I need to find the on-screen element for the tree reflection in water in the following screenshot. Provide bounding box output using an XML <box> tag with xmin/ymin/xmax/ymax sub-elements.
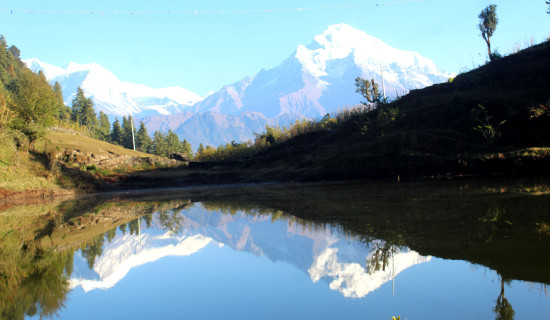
<box><xmin>158</xmin><ymin>208</ymin><xmax>185</xmax><ymax>236</ymax></box>
<box><xmin>495</xmin><ymin>277</ymin><xmax>515</xmax><ymax>320</ymax></box>
<box><xmin>1</xmin><ymin>178</ymin><xmax>549</xmax><ymax>319</ymax></box>
<box><xmin>0</xmin><ymin>237</ymin><xmax>72</xmax><ymax>319</ymax></box>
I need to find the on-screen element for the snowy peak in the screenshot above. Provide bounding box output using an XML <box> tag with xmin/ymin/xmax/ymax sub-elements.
<box><xmin>25</xmin><ymin>58</ymin><xmax>67</xmax><ymax>79</ymax></box>
<box><xmin>297</xmin><ymin>23</ymin><xmax>451</xmax><ymax>88</ymax></box>
<box><xmin>192</xmin><ymin>23</ymin><xmax>453</xmax><ymax>122</ymax></box>
<box><xmin>24</xmin><ymin>59</ymin><xmax>203</xmax><ymax>117</ymax></box>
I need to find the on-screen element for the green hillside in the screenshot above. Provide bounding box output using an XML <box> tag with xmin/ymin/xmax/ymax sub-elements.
<box><xmin>181</xmin><ymin>41</ymin><xmax>550</xmax><ymax>184</ymax></box>
<box><xmin>0</xmin><ymin>35</ymin><xmax>182</xmax><ymax>198</ymax></box>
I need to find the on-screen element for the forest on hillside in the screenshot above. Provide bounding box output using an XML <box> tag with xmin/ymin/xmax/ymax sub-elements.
<box><xmin>0</xmin><ymin>35</ymin><xmax>196</xmax><ymax>163</ymax></box>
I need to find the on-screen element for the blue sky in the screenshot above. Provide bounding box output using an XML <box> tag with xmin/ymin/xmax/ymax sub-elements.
<box><xmin>1</xmin><ymin>0</ymin><xmax>549</xmax><ymax>96</ymax></box>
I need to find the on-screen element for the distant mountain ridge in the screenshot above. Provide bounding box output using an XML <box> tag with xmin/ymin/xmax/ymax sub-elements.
<box><xmin>190</xmin><ymin>23</ymin><xmax>453</xmax><ymax>119</ymax></box>
<box><xmin>26</xmin><ymin>23</ymin><xmax>453</xmax><ymax>147</ymax></box>
<box><xmin>24</xmin><ymin>58</ymin><xmax>203</xmax><ymax>118</ymax></box>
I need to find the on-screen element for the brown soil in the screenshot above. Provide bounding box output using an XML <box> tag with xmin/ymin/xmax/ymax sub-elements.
<box><xmin>0</xmin><ymin>187</ymin><xmax>75</xmax><ymax>210</ymax></box>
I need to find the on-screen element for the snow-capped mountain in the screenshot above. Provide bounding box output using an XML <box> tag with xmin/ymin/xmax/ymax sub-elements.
<box><xmin>25</xmin><ymin>58</ymin><xmax>202</xmax><ymax>118</ymax></box>
<box><xmin>141</xmin><ymin>24</ymin><xmax>452</xmax><ymax>147</ymax></box>
<box><xmin>190</xmin><ymin>23</ymin><xmax>453</xmax><ymax>119</ymax></box>
<box><xmin>70</xmin><ymin>204</ymin><xmax>431</xmax><ymax>298</ymax></box>
<box><xmin>26</xmin><ymin>23</ymin><xmax>452</xmax><ymax>147</ymax></box>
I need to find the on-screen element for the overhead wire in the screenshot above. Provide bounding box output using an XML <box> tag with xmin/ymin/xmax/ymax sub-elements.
<box><xmin>0</xmin><ymin>1</ymin><xmax>422</xmax><ymax>16</ymax></box>
<box><xmin>394</xmin><ymin>1</ymin><xmax>488</xmax><ymax>48</ymax></box>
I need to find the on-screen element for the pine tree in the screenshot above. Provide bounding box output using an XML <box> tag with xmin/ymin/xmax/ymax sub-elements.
<box><xmin>110</xmin><ymin>118</ymin><xmax>122</xmax><ymax>145</ymax></box>
<box><xmin>0</xmin><ymin>36</ymin><xmax>7</xmax><ymax>86</ymax></box>
<box><xmin>121</xmin><ymin>116</ymin><xmax>136</xmax><ymax>149</ymax></box>
<box><xmin>135</xmin><ymin>121</ymin><xmax>152</xmax><ymax>153</ymax></box>
<box><xmin>182</xmin><ymin>139</ymin><xmax>193</xmax><ymax>159</ymax></box>
<box><xmin>71</xmin><ymin>87</ymin><xmax>96</xmax><ymax>128</ymax></box>
<box><xmin>197</xmin><ymin>143</ymin><xmax>204</xmax><ymax>158</ymax></box>
<box><xmin>151</xmin><ymin>131</ymin><xmax>168</xmax><ymax>156</ymax></box>
<box><xmin>166</xmin><ymin>130</ymin><xmax>181</xmax><ymax>156</ymax></box>
<box><xmin>53</xmin><ymin>81</ymin><xmax>70</xmax><ymax>120</ymax></box>
<box><xmin>96</xmin><ymin>111</ymin><xmax>111</xmax><ymax>142</ymax></box>
<box><xmin>7</xmin><ymin>45</ymin><xmax>20</xmax><ymax>60</ymax></box>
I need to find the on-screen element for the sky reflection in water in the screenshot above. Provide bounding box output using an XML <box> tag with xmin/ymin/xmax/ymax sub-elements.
<box><xmin>34</xmin><ymin>202</ymin><xmax>549</xmax><ymax>320</ymax></box>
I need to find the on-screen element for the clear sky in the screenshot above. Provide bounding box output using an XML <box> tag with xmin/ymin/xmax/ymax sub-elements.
<box><xmin>1</xmin><ymin>0</ymin><xmax>549</xmax><ymax>96</ymax></box>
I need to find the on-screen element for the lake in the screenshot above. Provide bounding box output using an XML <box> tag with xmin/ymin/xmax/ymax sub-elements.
<box><xmin>1</xmin><ymin>179</ymin><xmax>549</xmax><ymax>319</ymax></box>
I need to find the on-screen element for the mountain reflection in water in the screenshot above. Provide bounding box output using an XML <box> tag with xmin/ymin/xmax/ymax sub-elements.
<box><xmin>69</xmin><ymin>205</ymin><xmax>430</xmax><ymax>298</ymax></box>
<box><xmin>2</xmin><ymin>180</ymin><xmax>549</xmax><ymax>319</ymax></box>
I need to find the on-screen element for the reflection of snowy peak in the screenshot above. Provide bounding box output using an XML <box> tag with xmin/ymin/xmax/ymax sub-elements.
<box><xmin>309</xmin><ymin>247</ymin><xmax>430</xmax><ymax>298</ymax></box>
<box><xmin>24</xmin><ymin>58</ymin><xmax>203</xmax><ymax>118</ymax></box>
<box><xmin>71</xmin><ymin>204</ymin><xmax>431</xmax><ymax>298</ymax></box>
<box><xmin>70</xmin><ymin>231</ymin><xmax>212</xmax><ymax>292</ymax></box>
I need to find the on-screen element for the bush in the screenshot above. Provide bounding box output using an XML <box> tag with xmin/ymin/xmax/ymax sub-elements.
<box><xmin>0</xmin><ymin>128</ymin><xmax>28</xmax><ymax>165</ymax></box>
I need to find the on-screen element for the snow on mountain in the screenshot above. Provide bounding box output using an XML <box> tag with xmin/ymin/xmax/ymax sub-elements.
<box><xmin>191</xmin><ymin>23</ymin><xmax>453</xmax><ymax>119</ymax></box>
<box><xmin>26</xmin><ymin>24</ymin><xmax>452</xmax><ymax>148</ymax></box>
<box><xmin>24</xmin><ymin>58</ymin><xmax>202</xmax><ymax>118</ymax></box>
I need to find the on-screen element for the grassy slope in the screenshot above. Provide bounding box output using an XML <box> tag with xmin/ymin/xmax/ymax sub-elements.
<box><xmin>237</xmin><ymin>41</ymin><xmax>550</xmax><ymax>181</ymax></box>
<box><xmin>0</xmin><ymin>129</ymin><xmax>171</xmax><ymax>196</ymax></box>
<box><xmin>98</xmin><ymin>42</ymin><xmax>550</xmax><ymax>189</ymax></box>
<box><xmin>35</xmin><ymin>130</ymin><xmax>153</xmax><ymax>157</ymax></box>
<box><xmin>4</xmin><ymin>42</ymin><xmax>549</xmax><ymax>194</ymax></box>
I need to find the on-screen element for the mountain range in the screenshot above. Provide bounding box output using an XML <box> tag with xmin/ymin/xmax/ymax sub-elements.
<box><xmin>26</xmin><ymin>23</ymin><xmax>453</xmax><ymax>148</ymax></box>
<box><xmin>24</xmin><ymin>58</ymin><xmax>203</xmax><ymax>118</ymax></box>
<box><xmin>70</xmin><ymin>204</ymin><xmax>431</xmax><ymax>298</ymax></box>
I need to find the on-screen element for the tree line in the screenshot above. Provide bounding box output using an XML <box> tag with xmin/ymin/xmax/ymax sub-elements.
<box><xmin>0</xmin><ymin>35</ymin><xmax>66</xmax><ymax>149</ymax></box>
<box><xmin>69</xmin><ymin>87</ymin><xmax>192</xmax><ymax>158</ymax></box>
<box><xmin>0</xmin><ymin>34</ymin><xmax>192</xmax><ymax>160</ymax></box>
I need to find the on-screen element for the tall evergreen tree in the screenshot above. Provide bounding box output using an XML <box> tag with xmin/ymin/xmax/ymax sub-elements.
<box><xmin>166</xmin><ymin>130</ymin><xmax>181</xmax><ymax>155</ymax></box>
<box><xmin>0</xmin><ymin>36</ymin><xmax>7</xmax><ymax>85</ymax></box>
<box><xmin>110</xmin><ymin>118</ymin><xmax>122</xmax><ymax>145</ymax></box>
<box><xmin>135</xmin><ymin>121</ymin><xmax>152</xmax><ymax>153</ymax></box>
<box><xmin>52</xmin><ymin>81</ymin><xmax>70</xmax><ymax>120</ymax></box>
<box><xmin>121</xmin><ymin>116</ymin><xmax>136</xmax><ymax>149</ymax></box>
<box><xmin>197</xmin><ymin>143</ymin><xmax>205</xmax><ymax>159</ymax></box>
<box><xmin>151</xmin><ymin>131</ymin><xmax>168</xmax><ymax>156</ymax></box>
<box><xmin>181</xmin><ymin>139</ymin><xmax>193</xmax><ymax>159</ymax></box>
<box><xmin>7</xmin><ymin>45</ymin><xmax>20</xmax><ymax>60</ymax></box>
<box><xmin>96</xmin><ymin>111</ymin><xmax>111</xmax><ymax>142</ymax></box>
<box><xmin>71</xmin><ymin>87</ymin><xmax>96</xmax><ymax>128</ymax></box>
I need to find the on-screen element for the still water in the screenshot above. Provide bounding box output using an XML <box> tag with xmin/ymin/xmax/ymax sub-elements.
<box><xmin>1</xmin><ymin>180</ymin><xmax>549</xmax><ymax>319</ymax></box>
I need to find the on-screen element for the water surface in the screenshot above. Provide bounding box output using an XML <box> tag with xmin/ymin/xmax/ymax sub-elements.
<box><xmin>1</xmin><ymin>179</ymin><xmax>549</xmax><ymax>319</ymax></box>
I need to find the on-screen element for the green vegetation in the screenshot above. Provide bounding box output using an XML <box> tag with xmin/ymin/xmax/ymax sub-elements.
<box><xmin>355</xmin><ymin>76</ymin><xmax>385</xmax><ymax>106</ymax></box>
<box><xmin>0</xmin><ymin>196</ymin><xmax>191</xmax><ymax>319</ymax></box>
<box><xmin>150</xmin><ymin>129</ymin><xmax>192</xmax><ymax>159</ymax></box>
<box><xmin>495</xmin><ymin>278</ymin><xmax>515</xmax><ymax>320</ymax></box>
<box><xmin>190</xmin><ymin>178</ymin><xmax>550</xmax><ymax>284</ymax></box>
<box><xmin>3</xmin><ymin>30</ymin><xmax>550</xmax><ymax>193</ymax></box>
<box><xmin>71</xmin><ymin>87</ymin><xmax>96</xmax><ymax>129</ymax></box>
<box><xmin>1</xmin><ymin>178</ymin><xmax>549</xmax><ymax>317</ymax></box>
<box><xmin>479</xmin><ymin>4</ymin><xmax>499</xmax><ymax>61</ymax></box>
<box><xmin>0</xmin><ymin>35</ymin><xmax>189</xmax><ymax>195</ymax></box>
<box><xmin>180</xmin><ymin>40</ymin><xmax>550</xmax><ymax>184</ymax></box>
